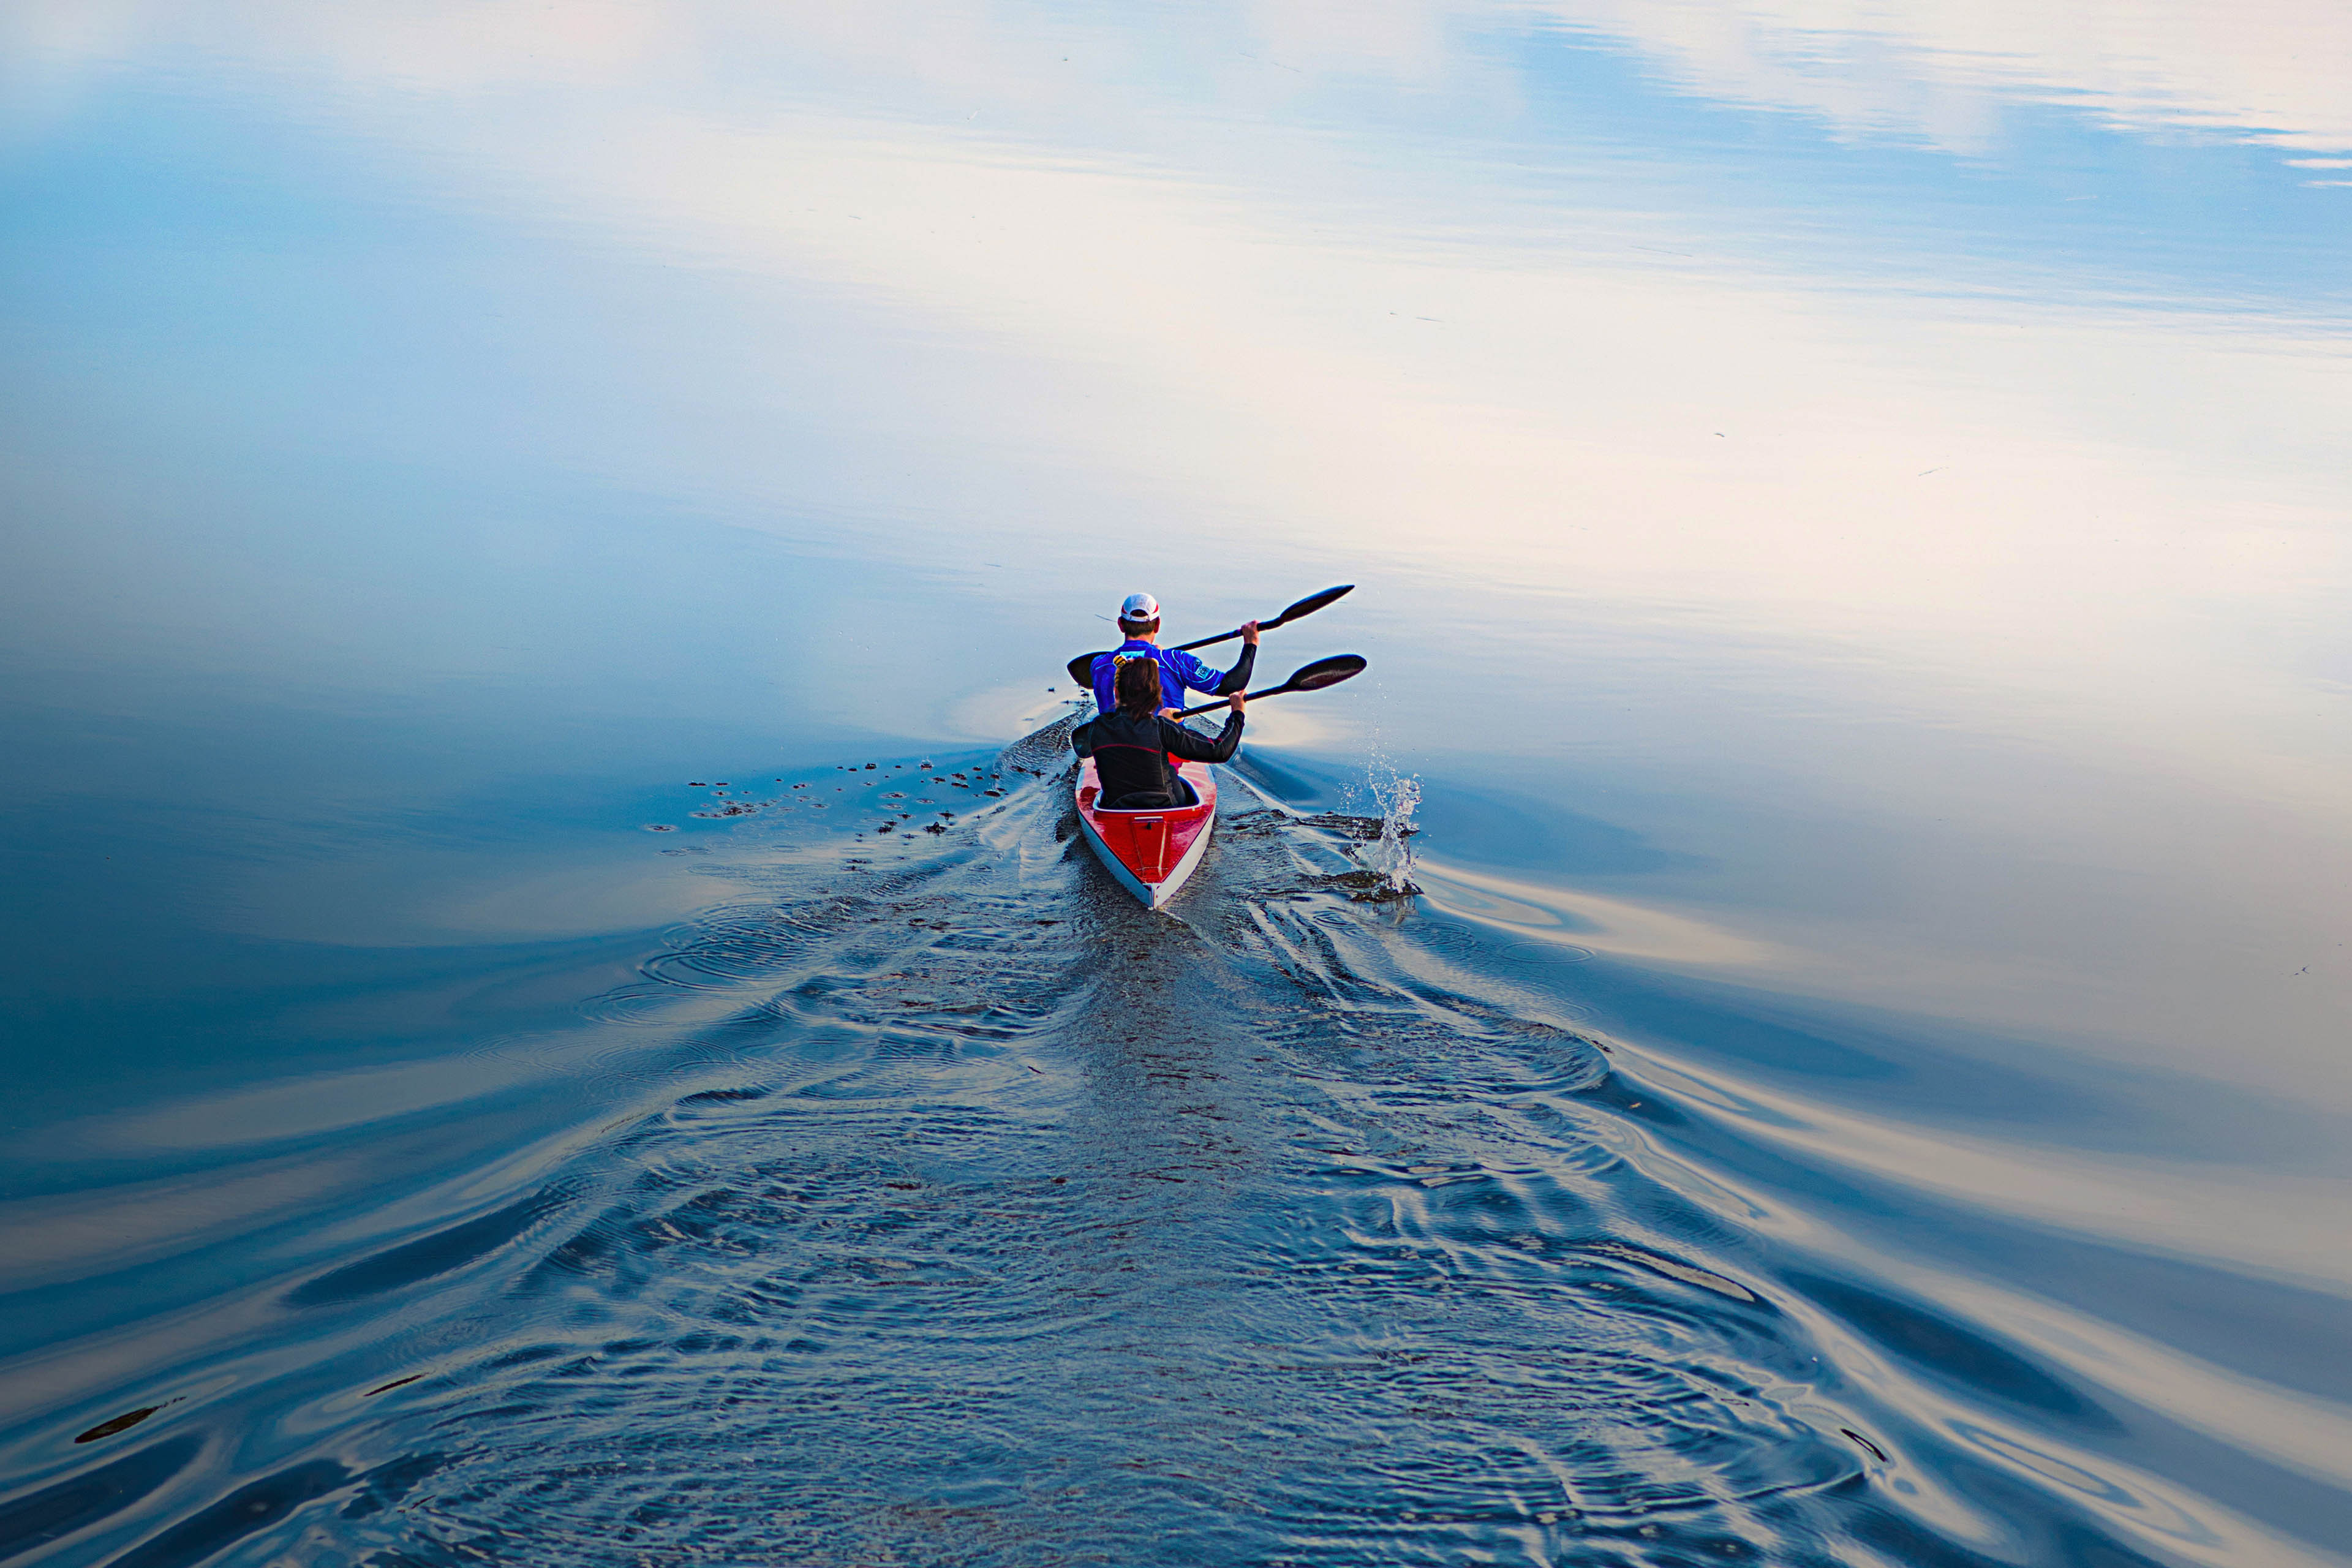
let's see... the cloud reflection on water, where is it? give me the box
[4,0,2346,1093]
[1536,0,2352,154]
[17,0,2352,165]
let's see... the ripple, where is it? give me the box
[10,725,2315,1568]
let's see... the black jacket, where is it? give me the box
[1072,709,1243,808]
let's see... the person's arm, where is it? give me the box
[1211,620,1262,695]
[1154,698,1245,764]
[1212,646,1254,694]
[1071,718,1097,758]
[1164,649,1216,698]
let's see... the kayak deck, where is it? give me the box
[1075,758,1218,908]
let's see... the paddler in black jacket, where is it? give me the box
[1073,656,1245,809]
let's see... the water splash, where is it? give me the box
[1354,762,1422,899]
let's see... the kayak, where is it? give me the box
[1075,756,1218,908]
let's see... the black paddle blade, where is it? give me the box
[1284,653,1366,692]
[1270,583,1354,628]
[1065,653,1101,686]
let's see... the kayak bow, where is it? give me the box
[1075,757,1217,909]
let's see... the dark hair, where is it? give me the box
[1118,617,1160,638]
[1115,656,1163,715]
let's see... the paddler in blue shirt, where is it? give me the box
[1090,592,1259,716]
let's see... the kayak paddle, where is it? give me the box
[1170,654,1366,718]
[1063,584,1355,687]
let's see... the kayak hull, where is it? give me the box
[1075,758,1217,909]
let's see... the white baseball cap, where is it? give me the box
[1119,592,1161,621]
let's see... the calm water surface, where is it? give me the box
[2,4,2348,1565]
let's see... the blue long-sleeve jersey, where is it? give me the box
[1091,640,1236,715]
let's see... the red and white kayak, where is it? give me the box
[1075,757,1218,909]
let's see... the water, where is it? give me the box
[3,4,2348,1565]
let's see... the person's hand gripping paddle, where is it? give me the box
[1169,654,1367,718]
[1064,584,1354,687]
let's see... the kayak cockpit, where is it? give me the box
[1076,758,1218,908]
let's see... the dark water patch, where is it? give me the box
[1229,748,1340,807]
[1790,1270,2116,1428]
[1962,1229,2352,1406]
[109,1458,352,1568]
[672,1085,771,1110]
[287,1189,568,1308]
[1295,809,1412,841]
[338,1450,445,1520]
[1572,962,2335,1164]
[0,1435,199,1562]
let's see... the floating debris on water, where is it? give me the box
[75,1402,176,1443]
[1314,867,1425,902]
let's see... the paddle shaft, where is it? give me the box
[1171,625,1259,654]
[1177,583,1352,652]
[1170,688,1281,720]
[1170,655,1366,718]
